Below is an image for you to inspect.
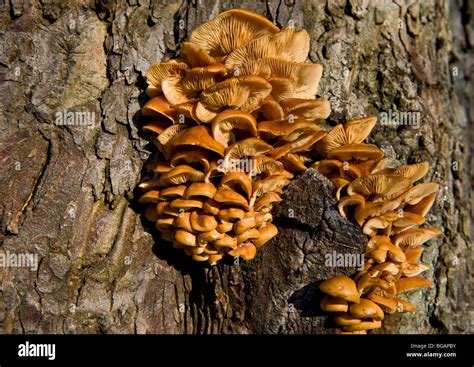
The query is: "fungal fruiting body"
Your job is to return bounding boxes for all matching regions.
[312,119,441,333]
[139,9,331,265]
[139,8,441,334]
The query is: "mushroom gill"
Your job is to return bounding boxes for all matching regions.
[140,9,330,266]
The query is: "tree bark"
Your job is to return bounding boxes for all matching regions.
[0,0,471,334]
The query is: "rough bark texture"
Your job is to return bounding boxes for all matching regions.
[0,0,471,334]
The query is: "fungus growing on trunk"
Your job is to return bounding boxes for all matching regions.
[139,8,441,334]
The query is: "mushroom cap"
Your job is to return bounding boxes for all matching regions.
[354,198,402,226]
[190,211,218,232]
[338,163,370,181]
[212,110,258,147]
[239,58,323,99]
[146,61,188,91]
[256,96,285,120]
[311,159,343,176]
[250,156,284,176]
[347,173,412,199]
[396,299,417,313]
[343,320,382,331]
[398,182,440,205]
[161,75,197,105]
[191,253,209,262]
[144,204,159,222]
[380,162,430,182]
[236,228,260,243]
[250,175,290,206]
[367,294,398,314]
[217,207,246,221]
[146,85,161,98]
[405,193,436,217]
[159,185,187,199]
[280,98,331,121]
[174,230,197,247]
[400,262,429,277]
[337,194,365,218]
[228,242,257,260]
[157,124,189,147]
[222,137,273,170]
[200,76,272,112]
[170,198,204,210]
[213,234,238,249]
[208,253,224,266]
[357,274,392,295]
[203,198,221,215]
[169,125,226,156]
[258,119,317,138]
[142,96,176,123]
[180,64,228,93]
[362,216,392,237]
[313,124,347,156]
[395,276,432,294]
[327,143,384,162]
[334,312,362,326]
[225,27,310,69]
[252,223,278,248]
[170,147,210,173]
[197,229,223,245]
[220,172,253,199]
[185,182,217,199]
[234,216,257,235]
[319,275,360,303]
[138,190,161,204]
[175,212,193,232]
[393,228,442,248]
[366,236,406,263]
[344,116,378,144]
[392,212,426,233]
[158,165,205,186]
[214,187,249,210]
[216,221,234,233]
[189,8,279,57]
[180,42,216,67]
[320,295,349,313]
[349,298,384,320]
[404,247,424,263]
[143,120,172,136]
[254,192,283,212]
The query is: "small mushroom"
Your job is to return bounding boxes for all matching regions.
[395,276,432,294]
[175,230,197,247]
[228,242,257,260]
[190,211,218,232]
[320,295,349,313]
[349,298,384,321]
[319,275,360,303]
[212,110,258,147]
[343,320,382,332]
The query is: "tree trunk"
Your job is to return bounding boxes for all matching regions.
[0,0,471,334]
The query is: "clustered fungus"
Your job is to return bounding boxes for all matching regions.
[313,118,441,333]
[139,9,330,265]
[139,8,441,333]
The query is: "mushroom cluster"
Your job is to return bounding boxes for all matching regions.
[139,9,331,265]
[312,117,442,333]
